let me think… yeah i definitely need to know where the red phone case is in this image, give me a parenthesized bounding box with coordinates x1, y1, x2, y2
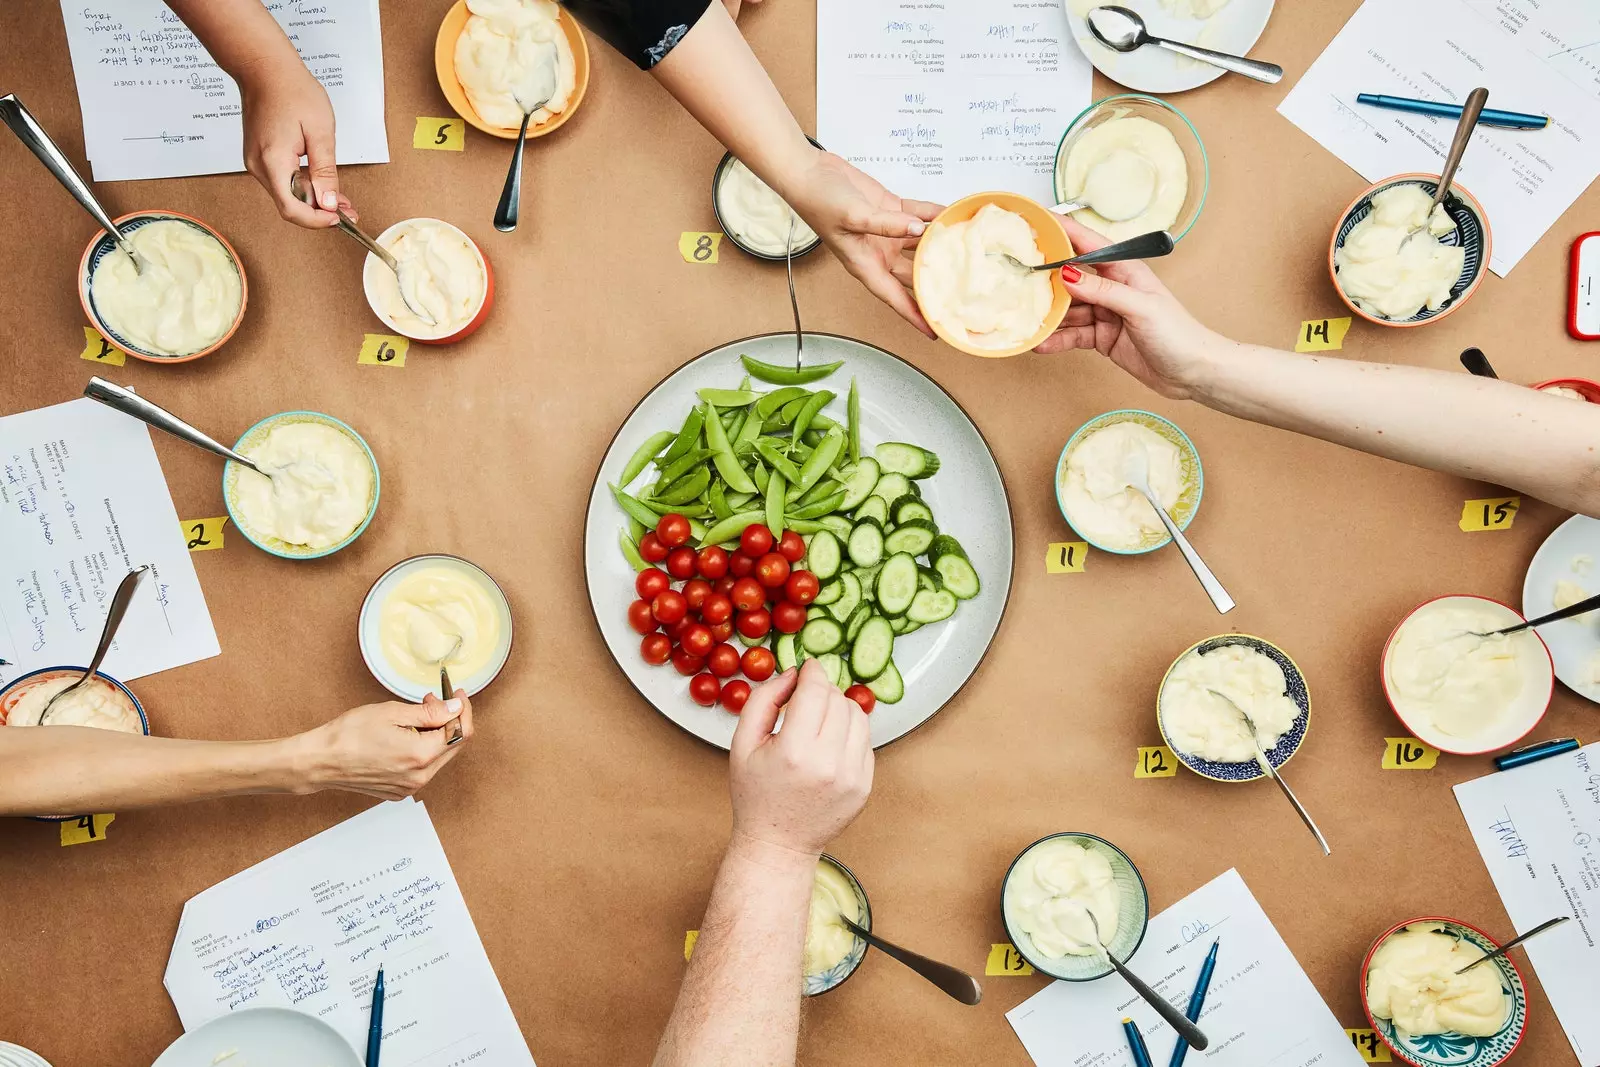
(1570, 231, 1600, 341)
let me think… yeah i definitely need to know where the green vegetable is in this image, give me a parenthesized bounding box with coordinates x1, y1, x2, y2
(788, 489, 846, 520)
(740, 354, 844, 385)
(610, 484, 663, 529)
(784, 518, 830, 534)
(704, 401, 757, 494)
(697, 388, 759, 407)
(755, 386, 808, 420)
(754, 439, 804, 485)
(699, 509, 765, 548)
(708, 480, 732, 520)
(795, 428, 844, 493)
(621, 430, 673, 487)
(660, 406, 705, 466)
(790, 391, 835, 448)
(847, 377, 861, 465)
(657, 447, 713, 486)
(750, 459, 770, 494)
(655, 465, 711, 505)
(619, 529, 650, 572)
(627, 516, 648, 543)
(766, 470, 786, 538)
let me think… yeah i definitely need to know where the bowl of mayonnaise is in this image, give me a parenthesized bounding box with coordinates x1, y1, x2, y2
(1000, 831, 1149, 981)
(1, 665, 148, 821)
(1053, 94, 1208, 245)
(803, 854, 872, 996)
(1530, 377, 1600, 404)
(435, 0, 589, 140)
(361, 218, 494, 344)
(712, 144, 823, 261)
(78, 211, 247, 364)
(223, 411, 380, 560)
(358, 554, 515, 703)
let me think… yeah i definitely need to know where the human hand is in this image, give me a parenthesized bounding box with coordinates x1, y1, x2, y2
(787, 151, 943, 337)
(291, 691, 474, 799)
(236, 57, 353, 228)
(1033, 217, 1220, 399)
(728, 660, 873, 859)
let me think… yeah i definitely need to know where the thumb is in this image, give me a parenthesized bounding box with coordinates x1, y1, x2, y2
(845, 207, 928, 240)
(1060, 265, 1151, 322)
(304, 122, 342, 213)
(397, 695, 464, 730)
(731, 668, 797, 758)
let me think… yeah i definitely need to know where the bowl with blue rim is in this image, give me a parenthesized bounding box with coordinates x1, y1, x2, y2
(1055, 409, 1203, 556)
(805, 853, 871, 996)
(1156, 633, 1311, 783)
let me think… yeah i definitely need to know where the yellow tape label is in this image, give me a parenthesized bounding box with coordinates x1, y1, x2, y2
(1135, 745, 1178, 778)
(61, 813, 114, 846)
(684, 930, 699, 961)
(413, 117, 465, 151)
(1347, 1029, 1392, 1061)
(181, 516, 226, 552)
(1045, 541, 1088, 574)
(1296, 317, 1353, 352)
(79, 326, 124, 366)
(358, 334, 409, 368)
(679, 232, 722, 264)
(1383, 737, 1440, 770)
(1460, 496, 1520, 532)
(985, 943, 1034, 976)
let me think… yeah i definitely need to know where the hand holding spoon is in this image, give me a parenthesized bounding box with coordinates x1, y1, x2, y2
(38, 566, 148, 724)
(494, 41, 560, 233)
(836, 915, 981, 1005)
(996, 228, 1175, 273)
(1074, 904, 1209, 1051)
(1207, 689, 1330, 855)
(1086, 7, 1282, 84)
(289, 175, 436, 325)
(438, 635, 466, 747)
(1121, 446, 1234, 613)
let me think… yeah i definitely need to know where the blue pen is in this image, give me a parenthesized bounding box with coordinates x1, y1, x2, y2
(1168, 939, 1219, 1067)
(1495, 737, 1580, 771)
(365, 965, 385, 1067)
(1356, 93, 1549, 130)
(1123, 1018, 1154, 1067)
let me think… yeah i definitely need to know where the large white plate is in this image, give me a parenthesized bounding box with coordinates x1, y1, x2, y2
(150, 1007, 361, 1067)
(1064, 0, 1275, 95)
(1522, 514, 1600, 704)
(583, 333, 1014, 750)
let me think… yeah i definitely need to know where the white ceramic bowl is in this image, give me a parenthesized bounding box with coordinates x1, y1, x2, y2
(360, 218, 494, 344)
(358, 554, 514, 703)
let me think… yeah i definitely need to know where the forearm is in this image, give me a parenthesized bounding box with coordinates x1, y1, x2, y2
(165, 0, 302, 86)
(654, 834, 815, 1067)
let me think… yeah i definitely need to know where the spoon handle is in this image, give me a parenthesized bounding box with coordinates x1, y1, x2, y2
(85, 567, 148, 681)
(838, 917, 981, 1005)
(1146, 496, 1235, 614)
(1041, 229, 1176, 271)
(1151, 39, 1282, 83)
(1460, 347, 1498, 379)
(495, 111, 532, 233)
(1266, 764, 1331, 855)
(1494, 590, 1600, 635)
(84, 377, 261, 472)
(1434, 88, 1489, 209)
(1104, 953, 1209, 1050)
(1457, 915, 1569, 973)
(0, 94, 135, 257)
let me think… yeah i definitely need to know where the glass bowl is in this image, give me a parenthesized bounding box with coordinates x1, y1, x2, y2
(1053, 93, 1208, 243)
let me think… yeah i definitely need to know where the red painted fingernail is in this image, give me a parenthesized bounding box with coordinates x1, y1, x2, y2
(1060, 265, 1082, 284)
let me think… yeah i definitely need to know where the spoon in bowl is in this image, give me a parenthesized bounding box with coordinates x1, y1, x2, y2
(995, 228, 1175, 273)
(84, 377, 284, 483)
(37, 566, 148, 724)
(835, 915, 981, 1004)
(1422, 88, 1489, 231)
(1206, 688, 1330, 855)
(1086, 7, 1283, 84)
(289, 175, 437, 326)
(494, 41, 561, 234)
(1120, 444, 1234, 614)
(1470, 590, 1600, 637)
(1072, 904, 1209, 1051)
(1455, 915, 1569, 974)
(438, 634, 466, 747)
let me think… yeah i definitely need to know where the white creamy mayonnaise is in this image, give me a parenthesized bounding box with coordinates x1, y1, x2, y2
(1058, 421, 1187, 550)
(3, 674, 142, 733)
(918, 203, 1053, 351)
(1366, 924, 1509, 1038)
(1160, 0, 1232, 16)
(1541, 384, 1587, 401)
(90, 219, 242, 356)
(233, 422, 374, 550)
(804, 860, 862, 976)
(454, 0, 575, 129)
(1386, 600, 1545, 745)
(365, 219, 486, 338)
(1059, 116, 1189, 241)
(379, 565, 503, 686)
(1161, 644, 1299, 763)
(716, 158, 817, 256)
(1335, 185, 1465, 320)
(1005, 838, 1120, 958)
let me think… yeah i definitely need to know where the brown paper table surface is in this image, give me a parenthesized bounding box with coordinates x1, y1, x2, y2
(1, 2, 1596, 1064)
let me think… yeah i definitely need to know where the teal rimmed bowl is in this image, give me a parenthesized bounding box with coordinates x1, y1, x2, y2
(1055, 409, 1203, 555)
(223, 411, 379, 560)
(1053, 94, 1208, 243)
(1000, 831, 1150, 981)
(805, 853, 872, 996)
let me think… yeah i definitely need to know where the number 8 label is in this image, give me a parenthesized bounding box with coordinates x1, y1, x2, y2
(679, 232, 722, 264)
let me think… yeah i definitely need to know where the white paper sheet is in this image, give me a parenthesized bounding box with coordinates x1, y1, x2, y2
(164, 799, 535, 1067)
(1006, 868, 1362, 1067)
(0, 399, 218, 687)
(1277, 0, 1600, 276)
(1454, 745, 1600, 1067)
(57, 0, 388, 183)
(817, 0, 1093, 206)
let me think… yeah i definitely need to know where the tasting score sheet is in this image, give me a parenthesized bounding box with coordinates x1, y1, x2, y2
(1006, 869, 1362, 1067)
(817, 0, 1093, 207)
(163, 799, 536, 1067)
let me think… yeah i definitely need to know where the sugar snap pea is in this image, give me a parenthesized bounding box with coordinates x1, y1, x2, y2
(621, 430, 674, 487)
(766, 470, 786, 537)
(611, 484, 663, 529)
(794, 477, 841, 508)
(795, 428, 844, 493)
(655, 465, 711, 505)
(740, 354, 843, 385)
(755, 386, 808, 420)
(754, 439, 804, 485)
(619, 529, 650, 572)
(697, 388, 759, 407)
(788, 489, 846, 520)
(734, 403, 765, 451)
(791, 391, 835, 448)
(724, 490, 755, 511)
(784, 518, 828, 534)
(750, 457, 770, 494)
(658, 447, 713, 486)
(847, 377, 861, 465)
(660, 406, 705, 466)
(810, 413, 839, 432)
(726, 408, 748, 445)
(628, 515, 647, 543)
(699, 509, 765, 548)
(704, 401, 757, 494)
(708, 480, 731, 520)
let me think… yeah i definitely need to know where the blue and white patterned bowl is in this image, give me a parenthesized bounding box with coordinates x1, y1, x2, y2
(1157, 634, 1312, 783)
(1000, 832, 1150, 981)
(805, 854, 871, 996)
(1055, 409, 1203, 556)
(1, 665, 148, 823)
(1361, 917, 1528, 1067)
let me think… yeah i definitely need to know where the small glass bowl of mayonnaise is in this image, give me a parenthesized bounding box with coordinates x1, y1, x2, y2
(357, 554, 515, 703)
(1000, 831, 1149, 981)
(712, 140, 824, 262)
(1, 665, 148, 822)
(1053, 94, 1208, 245)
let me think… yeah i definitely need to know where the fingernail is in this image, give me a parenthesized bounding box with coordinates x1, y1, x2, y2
(320, 190, 337, 209)
(907, 220, 925, 236)
(1060, 264, 1083, 284)
(445, 698, 463, 713)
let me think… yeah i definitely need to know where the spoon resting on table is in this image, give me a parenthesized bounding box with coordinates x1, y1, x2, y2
(38, 566, 148, 724)
(835, 914, 981, 1005)
(1071, 903, 1209, 1051)
(1085, 6, 1283, 84)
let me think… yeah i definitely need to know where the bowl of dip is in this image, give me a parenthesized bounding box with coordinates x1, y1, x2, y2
(361, 218, 494, 344)
(1053, 94, 1208, 244)
(435, 0, 589, 140)
(358, 554, 515, 703)
(1361, 917, 1527, 1067)
(712, 143, 823, 261)
(804, 854, 872, 996)
(1530, 377, 1600, 404)
(78, 211, 247, 364)
(913, 192, 1073, 358)
(1055, 409, 1202, 555)
(1330, 174, 1491, 329)
(1000, 832, 1149, 981)
(223, 412, 380, 560)
(1158, 633, 1310, 783)
(1381, 595, 1553, 756)
(1, 665, 148, 822)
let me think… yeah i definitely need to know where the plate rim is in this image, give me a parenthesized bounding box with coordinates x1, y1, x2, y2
(1522, 513, 1600, 704)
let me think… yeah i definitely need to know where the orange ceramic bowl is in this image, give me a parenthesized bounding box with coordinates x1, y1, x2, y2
(361, 218, 494, 344)
(1529, 377, 1600, 403)
(913, 192, 1072, 358)
(435, 0, 590, 139)
(78, 210, 247, 364)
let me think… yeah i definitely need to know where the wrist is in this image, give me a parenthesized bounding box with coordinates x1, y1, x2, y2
(771, 142, 828, 213)
(726, 827, 822, 876)
(276, 729, 334, 795)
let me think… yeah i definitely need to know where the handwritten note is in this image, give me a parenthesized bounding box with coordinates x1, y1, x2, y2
(358, 333, 408, 368)
(1460, 496, 1520, 531)
(181, 517, 225, 552)
(1296, 317, 1353, 352)
(60, 813, 114, 846)
(1135, 746, 1178, 778)
(684, 930, 699, 961)
(1383, 737, 1441, 770)
(1044, 541, 1087, 574)
(985, 943, 1034, 976)
(1348, 1029, 1393, 1061)
(78, 326, 123, 367)
(678, 232, 722, 264)
(413, 116, 465, 151)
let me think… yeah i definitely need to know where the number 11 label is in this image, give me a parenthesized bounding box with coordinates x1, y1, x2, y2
(1045, 541, 1088, 574)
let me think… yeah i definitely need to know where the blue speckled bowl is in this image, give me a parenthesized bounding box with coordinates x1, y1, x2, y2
(1157, 634, 1312, 783)
(1000, 832, 1150, 981)
(805, 854, 871, 996)
(1055, 409, 1203, 556)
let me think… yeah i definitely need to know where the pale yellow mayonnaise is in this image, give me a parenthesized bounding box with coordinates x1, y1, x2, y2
(1058, 421, 1186, 550)
(1366, 924, 1509, 1038)
(233, 422, 374, 549)
(453, 0, 575, 129)
(1335, 185, 1465, 320)
(1160, 0, 1232, 16)
(378, 565, 503, 686)
(3, 675, 142, 733)
(1059, 116, 1189, 241)
(1553, 579, 1590, 611)
(918, 203, 1053, 351)
(716, 158, 817, 256)
(1541, 385, 1587, 400)
(90, 219, 241, 355)
(1005, 838, 1120, 958)
(1161, 644, 1299, 763)
(365, 219, 486, 338)
(1386, 600, 1544, 744)
(804, 860, 862, 976)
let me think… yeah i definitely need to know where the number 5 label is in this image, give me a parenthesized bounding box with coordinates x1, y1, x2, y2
(1460, 496, 1519, 532)
(412, 117, 465, 151)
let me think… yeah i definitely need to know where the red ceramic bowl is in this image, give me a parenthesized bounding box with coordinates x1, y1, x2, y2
(1529, 377, 1600, 403)
(361, 218, 494, 344)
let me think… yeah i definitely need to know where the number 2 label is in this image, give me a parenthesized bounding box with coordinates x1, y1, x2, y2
(182, 516, 227, 552)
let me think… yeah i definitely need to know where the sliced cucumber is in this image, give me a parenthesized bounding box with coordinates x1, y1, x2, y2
(801, 617, 845, 654)
(854, 561, 882, 601)
(737, 630, 768, 648)
(816, 514, 853, 540)
(827, 571, 861, 624)
(875, 552, 919, 616)
(813, 577, 843, 606)
(866, 659, 904, 703)
(852, 495, 889, 525)
(874, 442, 941, 479)
(916, 566, 941, 593)
(775, 633, 798, 672)
(806, 605, 829, 621)
(837, 458, 880, 511)
(844, 603, 873, 643)
(931, 535, 981, 600)
(847, 520, 885, 568)
(884, 519, 936, 556)
(807, 530, 842, 580)
(907, 588, 958, 624)
(871, 472, 913, 502)
(816, 652, 845, 688)
(894, 498, 935, 526)
(850, 616, 894, 682)
(888, 615, 922, 636)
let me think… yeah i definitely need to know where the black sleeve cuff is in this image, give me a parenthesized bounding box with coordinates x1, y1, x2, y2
(562, 0, 716, 69)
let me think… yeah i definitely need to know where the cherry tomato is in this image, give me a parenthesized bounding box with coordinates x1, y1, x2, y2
(712, 576, 736, 597)
(651, 589, 687, 625)
(635, 567, 670, 601)
(778, 529, 806, 562)
(784, 570, 820, 605)
(628, 599, 657, 635)
(772, 600, 807, 634)
(640, 632, 672, 665)
(656, 513, 691, 548)
(741, 647, 776, 681)
(720, 679, 752, 713)
(729, 552, 755, 578)
(682, 579, 711, 613)
(844, 684, 876, 714)
(696, 545, 730, 579)
(740, 524, 774, 557)
(707, 643, 741, 678)
(708, 619, 734, 642)
(755, 552, 791, 589)
(671, 648, 705, 676)
(701, 593, 733, 626)
(666, 546, 698, 580)
(736, 608, 772, 640)
(665, 616, 694, 642)
(639, 532, 668, 563)
(680, 623, 714, 658)
(731, 577, 765, 612)
(689, 672, 721, 707)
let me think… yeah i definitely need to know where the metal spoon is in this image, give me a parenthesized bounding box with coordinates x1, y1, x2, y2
(1460, 347, 1499, 378)
(1473, 590, 1600, 637)
(289, 175, 437, 325)
(0, 93, 146, 273)
(84, 377, 281, 480)
(1455, 916, 1569, 974)
(1074, 904, 1209, 1051)
(1086, 7, 1282, 84)
(1428, 88, 1489, 220)
(1207, 689, 1331, 855)
(1050, 197, 1091, 217)
(1120, 446, 1235, 614)
(37, 566, 148, 724)
(438, 635, 465, 746)
(835, 914, 981, 1005)
(996, 229, 1175, 273)
(494, 41, 560, 234)
(786, 216, 805, 372)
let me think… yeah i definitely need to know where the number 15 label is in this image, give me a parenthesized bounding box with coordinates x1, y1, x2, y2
(1460, 496, 1519, 532)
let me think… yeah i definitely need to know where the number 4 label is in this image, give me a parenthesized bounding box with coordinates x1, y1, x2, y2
(412, 117, 465, 151)
(1460, 496, 1519, 531)
(61, 813, 114, 846)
